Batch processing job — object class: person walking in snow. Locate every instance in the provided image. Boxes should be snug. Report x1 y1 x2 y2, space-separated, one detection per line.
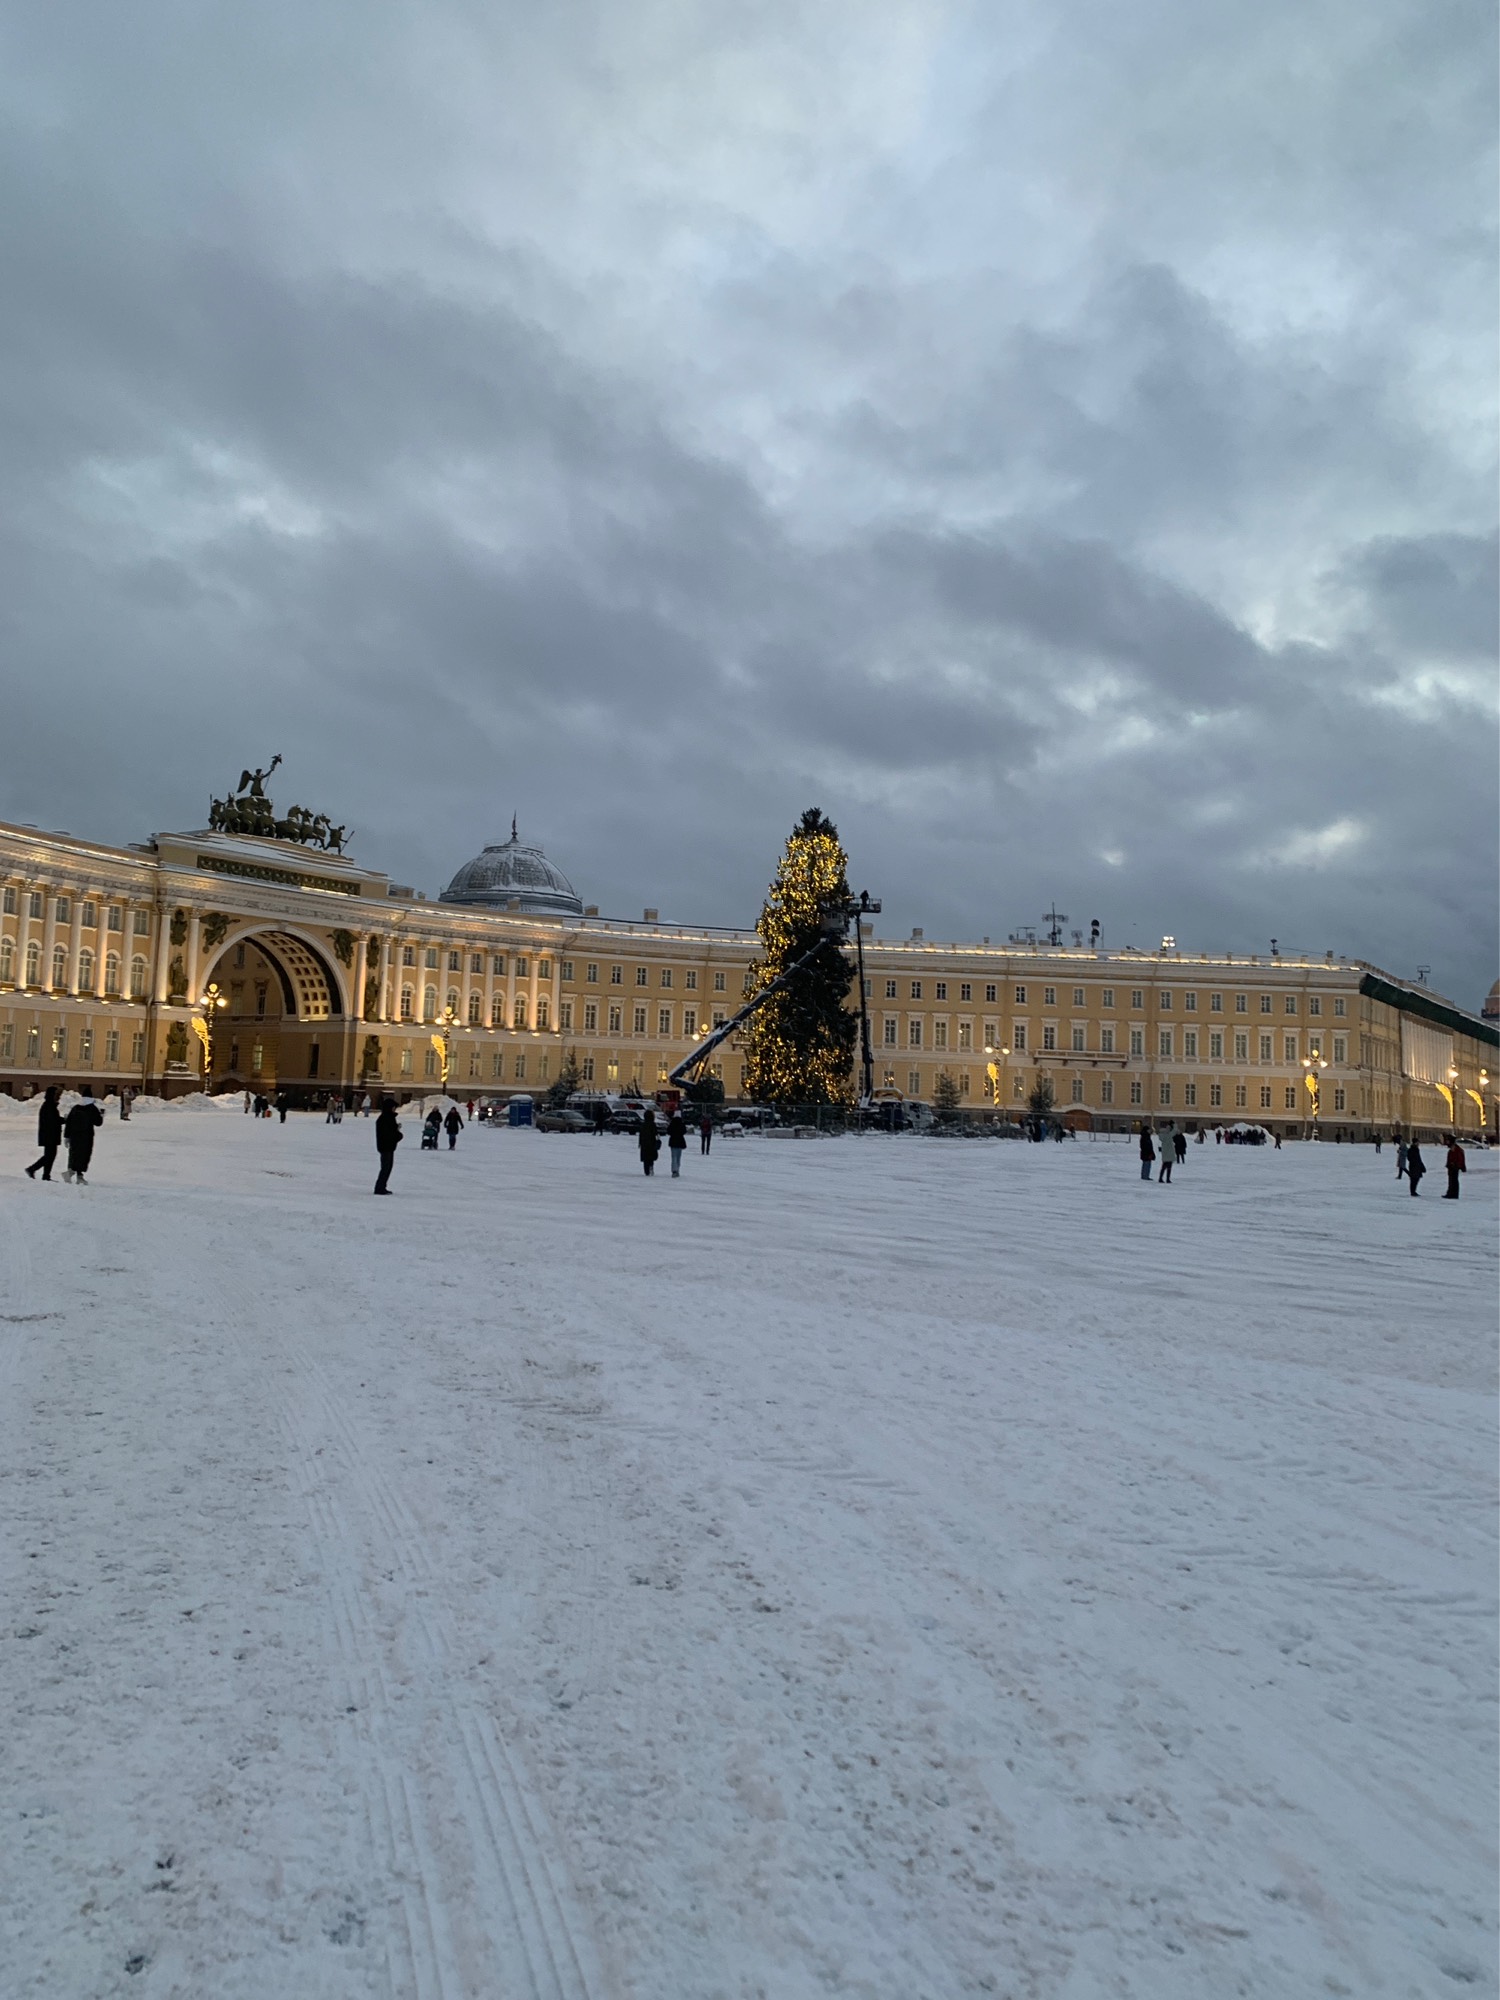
666 1107 688 1177
1157 1124 1175 1182
24 1086 62 1181
1174 1130 1187 1165
1405 1138 1426 1196
1395 1135 1408 1180
700 1112 713 1155
1443 1136 1466 1199
62 1088 104 1184
444 1106 463 1151
1138 1126 1155 1181
638 1106 661 1176
374 1096 402 1194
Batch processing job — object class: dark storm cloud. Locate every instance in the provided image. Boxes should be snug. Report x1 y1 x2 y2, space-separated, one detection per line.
0 0 1493 1004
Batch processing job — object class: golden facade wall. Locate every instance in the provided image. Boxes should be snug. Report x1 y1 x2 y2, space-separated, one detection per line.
0 818 1494 1134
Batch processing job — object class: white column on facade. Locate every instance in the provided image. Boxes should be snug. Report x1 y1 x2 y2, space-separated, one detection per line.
185 912 202 1003
151 905 172 1003
352 935 368 1024
483 944 496 1032
42 892 59 991
67 893 85 991
13 879 33 986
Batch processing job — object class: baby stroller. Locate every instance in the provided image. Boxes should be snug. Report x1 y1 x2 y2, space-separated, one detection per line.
420 1110 442 1151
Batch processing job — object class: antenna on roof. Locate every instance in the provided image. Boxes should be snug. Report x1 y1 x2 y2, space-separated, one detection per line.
1043 903 1068 946
511 814 518 842
1416 965 1430 985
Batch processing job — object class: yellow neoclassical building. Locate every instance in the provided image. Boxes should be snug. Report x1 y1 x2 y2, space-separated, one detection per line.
0 803 1494 1138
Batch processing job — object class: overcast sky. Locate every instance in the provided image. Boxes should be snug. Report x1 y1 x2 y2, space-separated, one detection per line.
1 0 1495 1005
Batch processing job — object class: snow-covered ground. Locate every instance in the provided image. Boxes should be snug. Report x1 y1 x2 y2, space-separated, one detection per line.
2 1106 1495 2000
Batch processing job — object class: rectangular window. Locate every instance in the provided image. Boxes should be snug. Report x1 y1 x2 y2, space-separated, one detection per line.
1129 1029 1144 1057
1284 995 1297 1014
1073 987 1085 1006
909 1020 923 1048
1234 1084 1247 1107
581 1057 595 1082
935 982 947 1001
1333 1086 1345 1111
107 906 123 932
1260 1085 1273 1108
1072 1026 1085 1052
1284 1034 1297 1062
1235 994 1247 1013
1333 997 1346 1017
1015 985 1026 1004
80 901 97 929
983 1020 998 1047
538 960 551 981
610 966 623 984
584 1002 598 1031
1042 1025 1056 1051
402 945 416 967
1072 1076 1084 1101
714 972 726 992
30 893 45 919
1100 1026 1115 1053
1159 990 1171 1009
1159 1030 1172 1058
560 961 574 982
1131 989 1143 1009
909 1071 922 1097
685 970 697 989
633 1006 647 1034
105 1029 119 1065
491 995 504 1027
636 967 648 986
1333 1035 1347 1064
684 1008 697 1036
1209 1031 1223 1059
1043 986 1056 1006
911 981 922 1000
467 954 481 974
960 983 972 1002
658 1007 672 1036
1234 1033 1249 1061
1102 988 1115 1008
51 1025 67 1062
1210 992 1222 1012
883 1019 897 1046
933 1021 948 1049
1308 1035 1322 1058
514 1055 526 1081
660 968 672 987
1183 992 1196 1011
514 957 528 977
1285 1085 1297 1109
1308 996 1321 1016
1013 1024 1026 1051
133 909 150 935
1260 994 1273 1013
1209 1083 1222 1107
535 999 550 1029
1100 1079 1113 1104
886 980 897 999
586 963 598 982
985 984 997 1003
445 950 460 972
958 1022 972 1050
491 1052 504 1078
131 1031 145 1064
1184 1081 1196 1106
608 1004 622 1033
1129 1080 1142 1105
560 1002 573 1031
712 1011 726 1028
1259 1033 1272 1062
1 887 14 914
1159 1081 1171 1105
1183 1030 1197 1059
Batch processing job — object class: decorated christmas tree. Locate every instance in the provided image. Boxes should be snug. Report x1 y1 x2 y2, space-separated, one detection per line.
740 808 858 1107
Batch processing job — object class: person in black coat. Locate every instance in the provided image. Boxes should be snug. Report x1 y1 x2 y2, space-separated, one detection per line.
700 1112 713 1155
666 1108 688 1177
374 1096 403 1194
25 1086 63 1180
443 1106 463 1150
62 1088 104 1183
638 1107 661 1176
593 1100 608 1135
1405 1138 1425 1196
1138 1127 1155 1181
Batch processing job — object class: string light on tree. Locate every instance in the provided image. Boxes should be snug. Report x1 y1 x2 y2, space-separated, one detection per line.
740 808 858 1108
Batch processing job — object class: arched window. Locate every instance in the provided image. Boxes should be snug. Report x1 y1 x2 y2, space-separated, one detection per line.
52 944 68 988
536 999 550 1030
491 995 504 1027
467 992 482 1024
513 996 528 1030
423 986 437 1022
129 954 147 998
25 940 41 985
78 948 95 991
0 936 12 982
445 988 459 1017
105 952 120 995
399 985 414 1021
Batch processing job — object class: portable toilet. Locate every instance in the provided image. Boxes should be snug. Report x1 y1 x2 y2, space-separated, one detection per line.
508 1094 534 1128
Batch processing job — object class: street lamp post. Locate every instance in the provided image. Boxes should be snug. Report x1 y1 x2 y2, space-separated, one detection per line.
1446 1063 1461 1137
984 1042 1011 1122
1301 1053 1328 1139
196 980 228 1091
435 1004 459 1092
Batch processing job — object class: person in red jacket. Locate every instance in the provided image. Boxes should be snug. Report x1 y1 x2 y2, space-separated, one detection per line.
1443 1136 1467 1199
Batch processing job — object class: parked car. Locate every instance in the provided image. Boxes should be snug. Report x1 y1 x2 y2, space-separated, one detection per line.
535 1106 591 1133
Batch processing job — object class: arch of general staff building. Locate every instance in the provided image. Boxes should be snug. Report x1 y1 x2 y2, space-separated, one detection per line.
0 816 1494 1137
